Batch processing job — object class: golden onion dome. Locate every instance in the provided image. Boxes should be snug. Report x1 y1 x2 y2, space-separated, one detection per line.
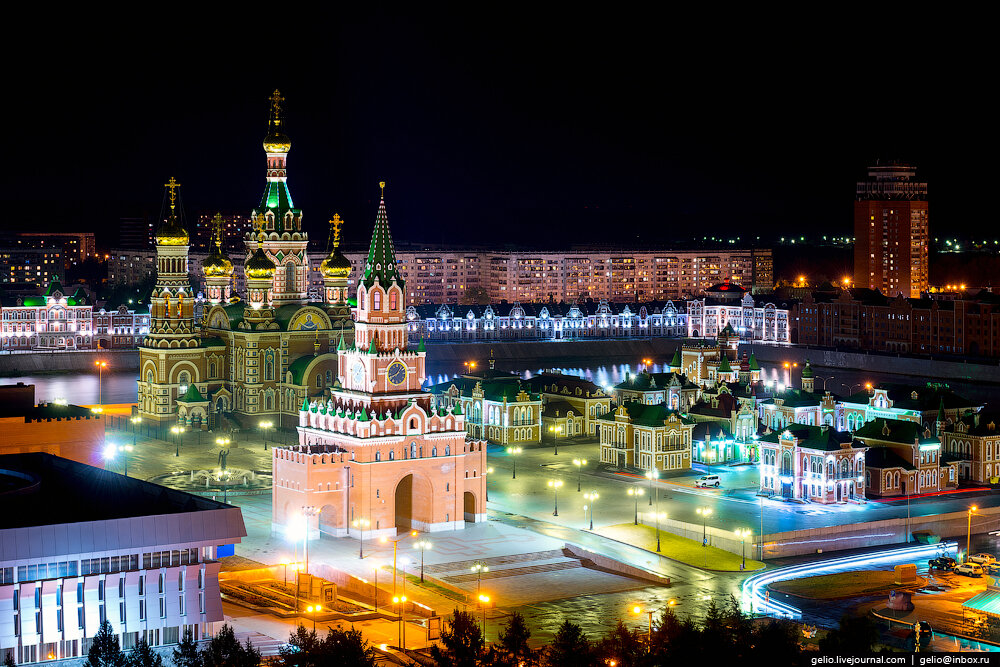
320 249 352 278
203 248 234 278
155 216 189 246
263 131 291 153
245 247 276 279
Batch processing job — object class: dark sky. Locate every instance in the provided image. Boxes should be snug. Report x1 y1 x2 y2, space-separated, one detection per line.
3 10 991 250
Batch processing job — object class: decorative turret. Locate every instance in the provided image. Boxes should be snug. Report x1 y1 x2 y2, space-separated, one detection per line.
249 89 308 305
202 213 234 304
243 215 277 329
143 178 197 348
321 213 352 316
360 182 405 291
668 349 681 371
936 396 947 435
801 359 814 393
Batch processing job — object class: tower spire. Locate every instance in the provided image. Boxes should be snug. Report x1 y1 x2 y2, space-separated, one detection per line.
360 181 404 290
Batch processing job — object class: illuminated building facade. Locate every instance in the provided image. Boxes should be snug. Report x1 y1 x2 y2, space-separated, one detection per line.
854 162 929 298
0 277 93 351
0 453 244 664
597 403 694 473
137 92 355 429
273 192 487 539
685 281 790 342
855 417 958 497
405 300 686 342
758 425 868 503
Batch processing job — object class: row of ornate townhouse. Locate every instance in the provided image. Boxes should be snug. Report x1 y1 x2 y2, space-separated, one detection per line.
0 276 149 351
406 300 686 342
685 281 791 342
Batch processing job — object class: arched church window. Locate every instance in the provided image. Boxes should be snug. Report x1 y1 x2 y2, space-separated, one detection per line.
285 262 296 292
373 291 381 311
326 370 332 386
316 374 322 388
389 290 397 310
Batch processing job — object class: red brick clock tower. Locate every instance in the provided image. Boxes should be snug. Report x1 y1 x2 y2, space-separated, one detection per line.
273 183 486 543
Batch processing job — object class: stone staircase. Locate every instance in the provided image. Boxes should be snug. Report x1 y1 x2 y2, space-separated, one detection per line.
232 630 286 657
421 549 584 586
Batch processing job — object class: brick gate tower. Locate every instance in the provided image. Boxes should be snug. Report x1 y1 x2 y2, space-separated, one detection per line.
272 184 487 541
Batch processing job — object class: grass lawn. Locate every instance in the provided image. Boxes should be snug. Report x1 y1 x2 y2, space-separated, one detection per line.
597 523 765 572
768 570 927 600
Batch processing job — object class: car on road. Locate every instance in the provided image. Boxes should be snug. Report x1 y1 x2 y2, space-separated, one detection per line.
928 556 957 570
954 562 985 577
968 553 996 566
695 475 721 488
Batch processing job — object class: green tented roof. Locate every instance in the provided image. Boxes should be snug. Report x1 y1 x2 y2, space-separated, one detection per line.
43 276 64 297
360 195 405 290
597 401 691 427
717 356 732 373
179 384 206 402
255 180 300 233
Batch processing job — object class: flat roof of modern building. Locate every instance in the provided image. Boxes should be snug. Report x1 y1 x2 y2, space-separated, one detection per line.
0 452 234 530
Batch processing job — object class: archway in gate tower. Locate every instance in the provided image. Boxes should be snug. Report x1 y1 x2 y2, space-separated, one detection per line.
464 491 478 523
394 474 434 532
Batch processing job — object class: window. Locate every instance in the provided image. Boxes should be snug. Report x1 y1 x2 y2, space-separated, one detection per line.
373 291 381 311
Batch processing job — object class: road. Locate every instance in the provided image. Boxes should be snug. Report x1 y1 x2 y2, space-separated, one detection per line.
486 440 1000 541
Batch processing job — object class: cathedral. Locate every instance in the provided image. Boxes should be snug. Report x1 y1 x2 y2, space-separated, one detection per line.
138 91 355 430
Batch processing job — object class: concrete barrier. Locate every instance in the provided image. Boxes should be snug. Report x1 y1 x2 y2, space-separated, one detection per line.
747 343 1000 383
760 505 1000 558
0 349 139 375
562 544 670 585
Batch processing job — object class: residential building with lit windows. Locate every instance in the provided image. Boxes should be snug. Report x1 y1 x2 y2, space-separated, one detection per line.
854 162 929 298
0 247 63 290
597 403 694 473
0 453 245 664
758 425 868 504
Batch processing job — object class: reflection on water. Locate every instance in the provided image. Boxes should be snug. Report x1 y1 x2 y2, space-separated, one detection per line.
6 357 1000 409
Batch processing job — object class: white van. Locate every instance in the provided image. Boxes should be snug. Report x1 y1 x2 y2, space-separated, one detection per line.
695 475 721 488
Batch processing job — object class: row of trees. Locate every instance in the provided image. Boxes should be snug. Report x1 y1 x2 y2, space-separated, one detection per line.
433 598 813 667
75 602 883 667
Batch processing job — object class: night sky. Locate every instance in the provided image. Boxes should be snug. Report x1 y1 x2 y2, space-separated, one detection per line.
4 11 990 250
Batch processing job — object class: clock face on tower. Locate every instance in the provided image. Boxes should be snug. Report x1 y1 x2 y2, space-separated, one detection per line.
352 360 365 388
386 360 407 386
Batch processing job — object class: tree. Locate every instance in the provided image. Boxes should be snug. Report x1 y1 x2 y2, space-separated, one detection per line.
87 620 126 667
172 628 203 667
127 637 163 667
542 620 597 667
819 614 880 653
200 624 260 667
277 625 376 667
430 609 484 667
595 621 643 667
460 286 491 306
5 651 17 667
494 612 534 667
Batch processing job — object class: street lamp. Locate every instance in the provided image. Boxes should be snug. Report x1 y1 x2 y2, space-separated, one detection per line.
172 426 187 456
654 512 665 553
94 360 107 407
967 505 980 563
548 479 563 516
628 487 644 525
645 469 658 506
259 420 273 450
506 446 522 479
464 361 477 373
295 506 319 611
103 443 133 476
471 560 490 595
818 375 835 392
352 518 370 559
573 458 587 492
478 594 490 636
630 605 653 644
735 528 751 570
370 561 381 612
130 416 142 448
583 491 599 530
413 540 432 582
697 507 713 547
305 604 322 632
548 424 562 455
381 531 418 601
392 595 408 649
485 467 494 501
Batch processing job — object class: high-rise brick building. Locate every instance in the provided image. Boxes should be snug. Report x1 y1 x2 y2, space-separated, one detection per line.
854 163 929 298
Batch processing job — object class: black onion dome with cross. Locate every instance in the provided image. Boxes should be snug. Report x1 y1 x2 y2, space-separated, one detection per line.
360 182 405 291
252 89 302 234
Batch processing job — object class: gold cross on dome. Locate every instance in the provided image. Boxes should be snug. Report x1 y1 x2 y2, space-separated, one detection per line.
164 177 181 211
379 181 385 198
330 214 343 247
269 89 284 121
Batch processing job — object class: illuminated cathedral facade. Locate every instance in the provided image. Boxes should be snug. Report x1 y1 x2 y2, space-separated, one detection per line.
137 91 355 430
